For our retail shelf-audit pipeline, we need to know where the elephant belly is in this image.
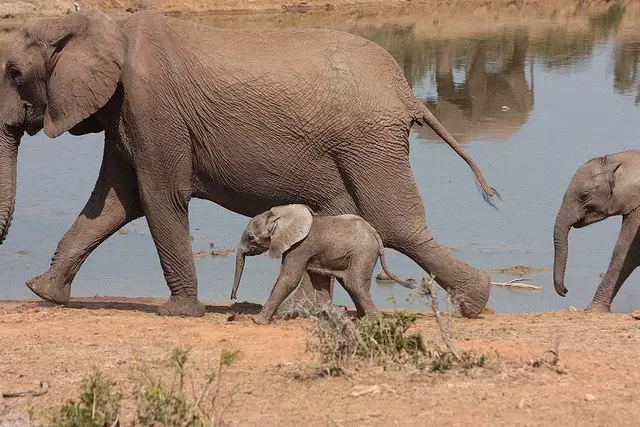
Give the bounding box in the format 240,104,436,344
306,261,350,282
191,139,353,218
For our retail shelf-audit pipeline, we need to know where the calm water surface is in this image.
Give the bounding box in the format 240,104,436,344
1,7,640,312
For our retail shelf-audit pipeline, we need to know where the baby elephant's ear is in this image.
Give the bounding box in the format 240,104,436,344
267,204,313,258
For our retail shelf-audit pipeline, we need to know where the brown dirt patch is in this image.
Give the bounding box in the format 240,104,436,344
491,265,551,275
1,297,639,425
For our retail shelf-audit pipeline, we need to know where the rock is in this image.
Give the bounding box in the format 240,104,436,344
630,311,640,320
584,393,596,402
567,306,577,312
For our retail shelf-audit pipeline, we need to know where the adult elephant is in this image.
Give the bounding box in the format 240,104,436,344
0,10,497,317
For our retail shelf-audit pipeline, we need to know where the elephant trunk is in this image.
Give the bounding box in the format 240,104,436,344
0,128,20,245
553,206,573,297
230,246,247,300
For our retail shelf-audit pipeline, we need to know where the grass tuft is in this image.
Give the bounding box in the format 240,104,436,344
50,370,121,427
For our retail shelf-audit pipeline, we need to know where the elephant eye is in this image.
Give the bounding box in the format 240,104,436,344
5,64,22,83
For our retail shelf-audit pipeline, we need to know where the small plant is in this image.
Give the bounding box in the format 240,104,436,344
416,275,490,373
50,370,121,427
195,349,239,423
528,339,567,374
355,311,426,363
303,302,359,374
134,347,239,426
429,347,455,373
135,375,200,426
295,300,426,375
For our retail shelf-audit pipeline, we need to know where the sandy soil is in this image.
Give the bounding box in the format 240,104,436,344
1,297,639,425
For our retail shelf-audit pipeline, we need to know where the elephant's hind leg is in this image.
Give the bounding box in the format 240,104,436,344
26,142,143,304
334,135,491,318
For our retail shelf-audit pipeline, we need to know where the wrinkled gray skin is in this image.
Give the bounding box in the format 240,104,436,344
554,151,640,312
231,205,416,324
0,10,496,318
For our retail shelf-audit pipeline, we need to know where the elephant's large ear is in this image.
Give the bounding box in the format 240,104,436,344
609,158,640,215
266,204,313,258
39,10,127,138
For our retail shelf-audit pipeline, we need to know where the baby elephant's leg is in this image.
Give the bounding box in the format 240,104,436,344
339,273,378,318
254,258,307,325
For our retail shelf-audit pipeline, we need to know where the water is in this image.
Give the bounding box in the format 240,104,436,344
1,6,640,313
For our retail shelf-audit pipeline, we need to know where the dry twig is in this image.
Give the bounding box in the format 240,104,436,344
421,276,460,360
492,277,542,290
2,381,49,398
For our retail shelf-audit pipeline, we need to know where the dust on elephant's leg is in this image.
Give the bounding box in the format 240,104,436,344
334,138,491,318
26,143,143,304
277,272,334,318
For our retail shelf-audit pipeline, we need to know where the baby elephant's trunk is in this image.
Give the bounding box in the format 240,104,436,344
231,248,247,300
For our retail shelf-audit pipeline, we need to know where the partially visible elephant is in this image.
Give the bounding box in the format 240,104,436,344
417,32,534,144
0,10,497,318
231,204,415,323
553,151,640,312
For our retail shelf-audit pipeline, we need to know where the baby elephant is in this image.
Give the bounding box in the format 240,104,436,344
554,150,640,312
231,204,416,324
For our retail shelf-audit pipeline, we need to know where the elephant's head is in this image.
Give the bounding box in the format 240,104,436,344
230,204,313,299
553,152,640,297
0,10,127,244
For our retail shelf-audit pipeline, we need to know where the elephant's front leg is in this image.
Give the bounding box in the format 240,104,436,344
254,257,307,324
26,143,143,304
587,209,640,312
136,168,204,317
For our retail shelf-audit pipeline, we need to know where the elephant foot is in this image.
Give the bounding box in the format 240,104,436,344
252,314,271,325
585,303,611,313
26,273,71,305
157,296,205,317
449,270,492,319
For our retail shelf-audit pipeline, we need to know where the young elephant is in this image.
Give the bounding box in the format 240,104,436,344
554,151,640,312
231,204,416,324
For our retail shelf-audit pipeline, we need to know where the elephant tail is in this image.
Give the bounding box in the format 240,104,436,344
373,228,417,289
412,105,501,208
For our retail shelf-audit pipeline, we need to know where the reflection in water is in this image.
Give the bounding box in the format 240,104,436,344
419,31,534,143
614,41,640,103
0,5,639,313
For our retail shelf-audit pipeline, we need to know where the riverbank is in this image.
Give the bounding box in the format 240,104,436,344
1,297,639,425
1,0,638,22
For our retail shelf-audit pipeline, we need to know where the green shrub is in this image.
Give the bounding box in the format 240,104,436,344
50,370,121,427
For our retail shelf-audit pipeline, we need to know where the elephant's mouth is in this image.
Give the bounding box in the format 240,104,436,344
23,104,44,136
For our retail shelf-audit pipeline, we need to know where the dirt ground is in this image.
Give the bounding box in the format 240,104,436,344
1,297,639,425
